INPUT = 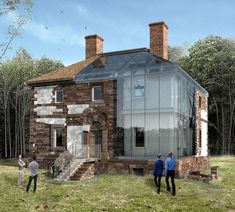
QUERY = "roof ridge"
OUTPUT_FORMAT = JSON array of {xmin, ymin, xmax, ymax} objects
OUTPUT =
[
  {"xmin": 26, "ymin": 55, "xmax": 99, "ymax": 85},
  {"xmin": 99, "ymin": 48, "xmax": 149, "ymax": 56}
]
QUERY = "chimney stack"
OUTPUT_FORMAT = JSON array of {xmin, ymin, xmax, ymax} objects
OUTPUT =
[
  {"xmin": 85, "ymin": 34, "xmax": 104, "ymax": 59},
  {"xmin": 149, "ymin": 22, "xmax": 168, "ymax": 60}
]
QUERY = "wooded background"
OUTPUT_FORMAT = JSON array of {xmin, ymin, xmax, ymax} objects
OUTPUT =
[{"xmin": 0, "ymin": 0, "xmax": 234, "ymax": 158}]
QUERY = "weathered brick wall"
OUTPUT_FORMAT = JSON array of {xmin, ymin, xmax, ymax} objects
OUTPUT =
[
  {"xmin": 195, "ymin": 91, "xmax": 208, "ymax": 156},
  {"xmin": 100, "ymin": 159, "xmax": 154, "ymax": 175},
  {"xmin": 96, "ymin": 156, "xmax": 208, "ymax": 178},
  {"xmin": 176, "ymin": 156, "xmax": 208, "ymax": 177},
  {"xmin": 29, "ymin": 80, "xmax": 117, "ymax": 167}
]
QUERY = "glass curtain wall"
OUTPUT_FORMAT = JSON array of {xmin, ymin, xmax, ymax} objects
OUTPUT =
[
  {"xmin": 76, "ymin": 50, "xmax": 208, "ymax": 158},
  {"xmin": 117, "ymin": 62, "xmax": 177, "ymax": 158}
]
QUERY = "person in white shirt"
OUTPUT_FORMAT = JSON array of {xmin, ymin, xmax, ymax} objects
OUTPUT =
[
  {"xmin": 18, "ymin": 154, "xmax": 25, "ymax": 186},
  {"xmin": 26, "ymin": 155, "xmax": 39, "ymax": 193}
]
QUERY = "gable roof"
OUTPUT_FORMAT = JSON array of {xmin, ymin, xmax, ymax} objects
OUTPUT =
[
  {"xmin": 26, "ymin": 55, "xmax": 99, "ymax": 85},
  {"xmin": 26, "ymin": 48, "xmax": 208, "ymax": 97},
  {"xmin": 26, "ymin": 48, "xmax": 152, "ymax": 86}
]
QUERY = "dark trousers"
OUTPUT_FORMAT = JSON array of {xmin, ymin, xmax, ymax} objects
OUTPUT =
[
  {"xmin": 26, "ymin": 175, "xmax": 38, "ymax": 192},
  {"xmin": 154, "ymin": 176, "xmax": 162, "ymax": 193},
  {"xmin": 166, "ymin": 170, "xmax": 176, "ymax": 195}
]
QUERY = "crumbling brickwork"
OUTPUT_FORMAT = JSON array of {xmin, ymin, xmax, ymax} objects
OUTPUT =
[
  {"xmin": 195, "ymin": 90, "xmax": 208, "ymax": 156},
  {"xmin": 29, "ymin": 80, "xmax": 117, "ymax": 167}
]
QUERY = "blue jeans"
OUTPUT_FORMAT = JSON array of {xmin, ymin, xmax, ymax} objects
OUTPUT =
[{"xmin": 26, "ymin": 175, "xmax": 38, "ymax": 192}]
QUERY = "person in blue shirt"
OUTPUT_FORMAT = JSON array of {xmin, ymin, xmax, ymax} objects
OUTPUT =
[
  {"xmin": 165, "ymin": 151, "xmax": 176, "ymax": 196},
  {"xmin": 153, "ymin": 153, "xmax": 164, "ymax": 194}
]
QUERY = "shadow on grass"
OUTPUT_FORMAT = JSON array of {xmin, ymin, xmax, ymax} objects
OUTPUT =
[
  {"xmin": 145, "ymin": 175, "xmax": 169, "ymax": 193},
  {"xmin": 145, "ymin": 175, "xmax": 157, "ymax": 191}
]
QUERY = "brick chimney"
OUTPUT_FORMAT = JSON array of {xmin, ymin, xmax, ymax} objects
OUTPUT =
[
  {"xmin": 149, "ymin": 22, "xmax": 168, "ymax": 60},
  {"xmin": 85, "ymin": 34, "xmax": 104, "ymax": 59}
]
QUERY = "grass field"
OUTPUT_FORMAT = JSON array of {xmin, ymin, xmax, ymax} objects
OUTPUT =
[{"xmin": 0, "ymin": 156, "xmax": 234, "ymax": 212}]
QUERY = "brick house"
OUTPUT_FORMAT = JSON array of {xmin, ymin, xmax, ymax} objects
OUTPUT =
[{"xmin": 26, "ymin": 22, "xmax": 209, "ymax": 179}]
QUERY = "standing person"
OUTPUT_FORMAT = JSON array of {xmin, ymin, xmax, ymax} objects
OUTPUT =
[
  {"xmin": 26, "ymin": 155, "xmax": 39, "ymax": 193},
  {"xmin": 153, "ymin": 153, "xmax": 164, "ymax": 194},
  {"xmin": 165, "ymin": 151, "xmax": 176, "ymax": 196},
  {"xmin": 18, "ymin": 154, "xmax": 25, "ymax": 186}
]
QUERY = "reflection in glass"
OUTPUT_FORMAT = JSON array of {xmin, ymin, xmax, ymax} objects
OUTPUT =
[{"xmin": 75, "ymin": 49, "xmax": 208, "ymax": 158}]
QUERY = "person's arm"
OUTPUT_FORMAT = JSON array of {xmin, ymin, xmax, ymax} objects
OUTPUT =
[
  {"xmin": 18, "ymin": 159, "xmax": 25, "ymax": 167},
  {"xmin": 28, "ymin": 162, "xmax": 31, "ymax": 172},
  {"xmin": 153, "ymin": 161, "xmax": 157, "ymax": 175},
  {"xmin": 165, "ymin": 159, "xmax": 168, "ymax": 172}
]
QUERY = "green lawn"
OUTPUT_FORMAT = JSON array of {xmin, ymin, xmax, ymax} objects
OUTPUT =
[{"xmin": 0, "ymin": 156, "xmax": 234, "ymax": 212}]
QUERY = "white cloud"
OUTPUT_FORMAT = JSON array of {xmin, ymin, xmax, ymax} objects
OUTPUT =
[{"xmin": 71, "ymin": 3, "xmax": 144, "ymax": 39}]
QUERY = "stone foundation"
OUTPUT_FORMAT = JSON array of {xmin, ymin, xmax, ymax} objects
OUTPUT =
[
  {"xmin": 98, "ymin": 156, "xmax": 208, "ymax": 178},
  {"xmin": 64, "ymin": 156, "xmax": 209, "ymax": 180},
  {"xmin": 176, "ymin": 156, "xmax": 208, "ymax": 177}
]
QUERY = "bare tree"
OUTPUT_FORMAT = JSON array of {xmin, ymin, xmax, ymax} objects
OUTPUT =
[{"xmin": 0, "ymin": 0, "xmax": 32, "ymax": 61}]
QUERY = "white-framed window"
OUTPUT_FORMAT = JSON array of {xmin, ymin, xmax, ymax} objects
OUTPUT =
[
  {"xmin": 55, "ymin": 90, "xmax": 64, "ymax": 103},
  {"xmin": 135, "ymin": 127, "xmax": 145, "ymax": 147},
  {"xmin": 53, "ymin": 128, "xmax": 63, "ymax": 147},
  {"xmin": 92, "ymin": 86, "xmax": 102, "ymax": 101},
  {"xmin": 134, "ymin": 79, "xmax": 144, "ymax": 97}
]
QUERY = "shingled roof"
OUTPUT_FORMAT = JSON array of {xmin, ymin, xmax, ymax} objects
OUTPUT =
[{"xmin": 26, "ymin": 55, "xmax": 99, "ymax": 85}]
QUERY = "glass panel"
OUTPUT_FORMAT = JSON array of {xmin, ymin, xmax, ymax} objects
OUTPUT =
[
  {"xmin": 76, "ymin": 51, "xmax": 155, "ymax": 82},
  {"xmin": 93, "ymin": 86, "xmax": 102, "ymax": 101},
  {"xmin": 134, "ymin": 79, "xmax": 144, "ymax": 97},
  {"xmin": 56, "ymin": 90, "xmax": 63, "ymax": 103},
  {"xmin": 135, "ymin": 127, "xmax": 144, "ymax": 147},
  {"xmin": 74, "ymin": 49, "xmax": 208, "ymax": 158}
]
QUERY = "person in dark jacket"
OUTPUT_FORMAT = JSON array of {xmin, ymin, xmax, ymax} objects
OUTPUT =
[{"xmin": 153, "ymin": 153, "xmax": 164, "ymax": 194}]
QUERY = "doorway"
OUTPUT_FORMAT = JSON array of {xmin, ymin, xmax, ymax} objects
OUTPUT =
[{"xmin": 90, "ymin": 130, "xmax": 102, "ymax": 158}]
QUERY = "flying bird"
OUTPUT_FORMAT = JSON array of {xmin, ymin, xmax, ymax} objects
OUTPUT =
[
  {"xmin": 44, "ymin": 26, "xmax": 48, "ymax": 30},
  {"xmin": 60, "ymin": 9, "xmax": 64, "ymax": 14}
]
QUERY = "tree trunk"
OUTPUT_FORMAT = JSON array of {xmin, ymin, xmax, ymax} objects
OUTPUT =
[
  {"xmin": 228, "ymin": 95, "xmax": 235, "ymax": 155},
  {"xmin": 4, "ymin": 105, "xmax": 7, "ymax": 158},
  {"xmin": 212, "ymin": 96, "xmax": 221, "ymax": 154},
  {"xmin": 221, "ymin": 102, "xmax": 225, "ymax": 154},
  {"xmin": 19, "ymin": 97, "xmax": 23, "ymax": 155},
  {"xmin": 14, "ymin": 94, "xmax": 18, "ymax": 158},
  {"xmin": 7, "ymin": 101, "xmax": 12, "ymax": 158}
]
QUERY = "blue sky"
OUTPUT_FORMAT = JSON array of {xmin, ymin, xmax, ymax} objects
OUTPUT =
[{"xmin": 0, "ymin": 0, "xmax": 234, "ymax": 65}]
